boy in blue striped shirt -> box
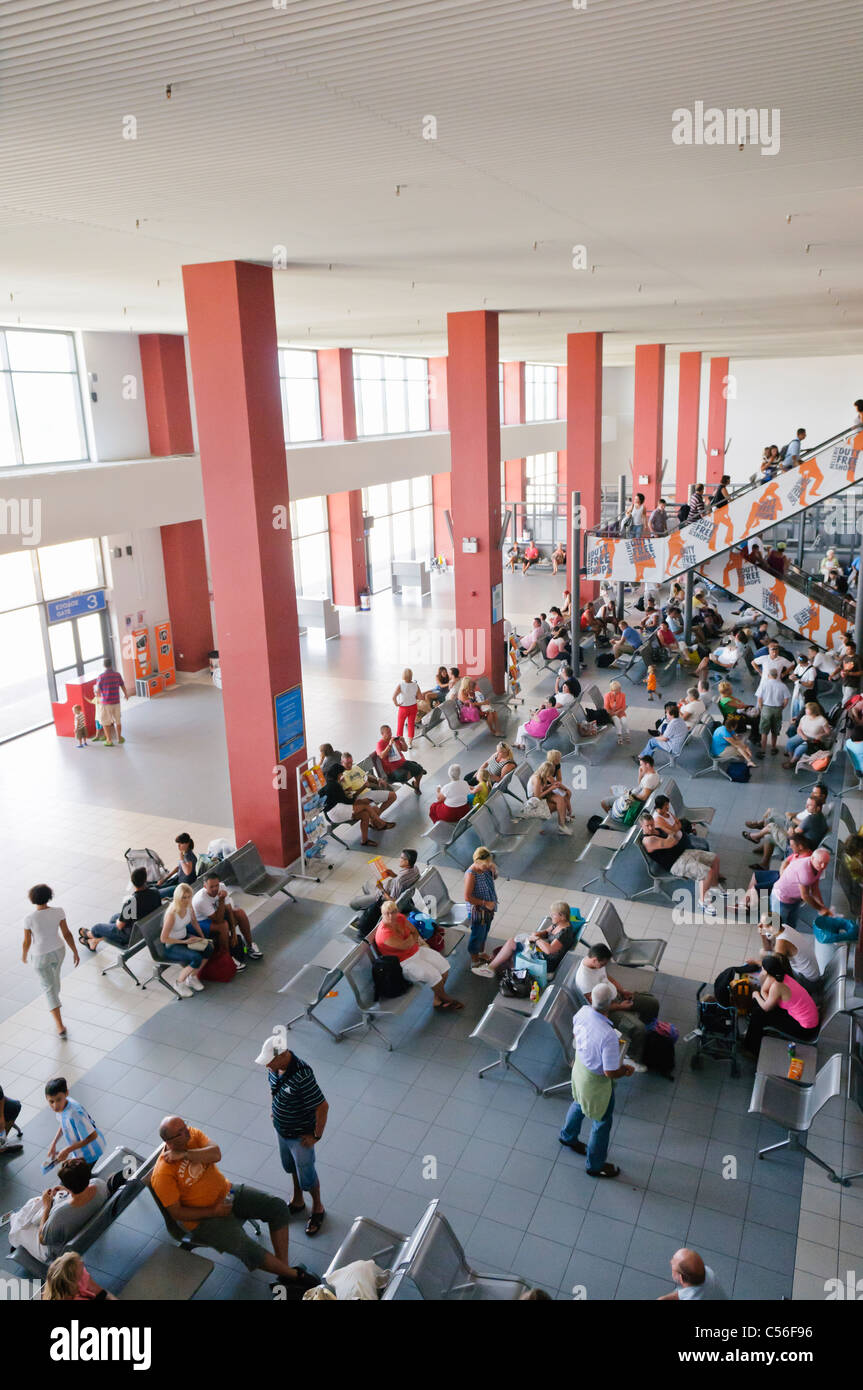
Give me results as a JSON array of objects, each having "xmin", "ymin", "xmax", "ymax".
[{"xmin": 45, "ymin": 1077, "xmax": 105, "ymax": 1168}]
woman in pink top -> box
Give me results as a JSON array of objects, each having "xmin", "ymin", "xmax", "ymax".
[
  {"xmin": 604, "ymin": 681, "xmax": 629, "ymax": 745},
  {"xmin": 743, "ymin": 952, "xmax": 819, "ymax": 1057}
]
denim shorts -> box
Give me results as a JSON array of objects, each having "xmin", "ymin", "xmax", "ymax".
[{"xmin": 277, "ymin": 1133, "xmax": 319, "ymax": 1191}]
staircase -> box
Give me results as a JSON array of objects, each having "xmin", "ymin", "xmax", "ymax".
[
  {"xmin": 585, "ymin": 427, "xmax": 863, "ymax": 595},
  {"xmin": 696, "ymin": 548, "xmax": 852, "ymax": 651}
]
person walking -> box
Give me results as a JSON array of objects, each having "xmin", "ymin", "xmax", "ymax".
[
  {"xmin": 22, "ymin": 885, "xmax": 78, "ymax": 1038},
  {"xmin": 464, "ymin": 846, "xmax": 498, "ymax": 967},
  {"xmin": 93, "ymin": 658, "xmax": 127, "ymax": 747},
  {"xmin": 259, "ymin": 1041, "xmax": 328, "ymax": 1238},
  {"xmin": 558, "ymin": 982, "xmax": 635, "ymax": 1178}
]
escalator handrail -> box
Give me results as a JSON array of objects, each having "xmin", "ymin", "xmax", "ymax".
[
  {"xmin": 730, "ymin": 550, "xmax": 856, "ymax": 621},
  {"xmin": 587, "ymin": 420, "xmax": 860, "ymax": 541}
]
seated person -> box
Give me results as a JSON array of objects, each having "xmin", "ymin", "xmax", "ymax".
[
  {"xmin": 349, "ymin": 848, "xmax": 420, "ymax": 935},
  {"xmin": 716, "ymin": 680, "xmax": 759, "ymax": 741},
  {"xmin": 520, "ymin": 617, "xmax": 545, "ymax": 653},
  {"xmin": 465, "ymin": 741, "xmax": 517, "ymax": 788},
  {"xmin": 757, "ymin": 916, "xmax": 821, "ymax": 993},
  {"xmin": 322, "ymin": 763, "xmax": 395, "ymax": 847},
  {"xmin": 522, "ymin": 541, "xmax": 540, "ymax": 573},
  {"xmin": 711, "ymin": 715, "xmax": 757, "ymax": 768},
  {"xmin": 678, "ymin": 687, "xmax": 706, "ymax": 726},
  {"xmin": 456, "ymin": 678, "xmax": 503, "ymax": 737},
  {"xmin": 640, "ymin": 703, "xmax": 689, "ymax": 760},
  {"xmin": 551, "ymin": 543, "xmax": 566, "ymax": 575},
  {"xmin": 339, "ymin": 751, "xmax": 397, "ymax": 813},
  {"xmin": 193, "ymin": 872, "xmax": 261, "ymax": 962},
  {"xmin": 152, "ymin": 1117, "xmax": 319, "ymax": 1294},
  {"xmin": 423, "ymin": 666, "xmax": 453, "ymax": 707},
  {"xmin": 515, "ymin": 695, "xmax": 559, "ymax": 748},
  {"xmin": 528, "ymin": 760, "xmax": 572, "ymax": 834},
  {"xmin": 79, "ymin": 866, "xmax": 162, "ymax": 953},
  {"xmin": 160, "ymin": 884, "xmax": 214, "ymax": 995},
  {"xmin": 638, "ymin": 599, "xmax": 660, "ymax": 633},
  {"xmin": 654, "ymin": 620, "xmax": 679, "ymax": 653},
  {"xmin": 783, "ymin": 702, "xmax": 832, "ymax": 767},
  {"xmin": 652, "ymin": 794, "xmax": 709, "ymax": 849},
  {"xmin": 375, "ymin": 726, "xmax": 425, "ymax": 795},
  {"xmin": 555, "ymin": 678, "xmax": 580, "ymax": 711},
  {"xmin": 42, "ymin": 1250, "xmax": 117, "ymax": 1301},
  {"xmin": 554, "ymin": 664, "xmax": 579, "ymax": 697},
  {"xmin": 157, "ymin": 832, "xmax": 198, "ymax": 900},
  {"xmin": 7, "ymin": 1157, "xmax": 108, "ymax": 1264},
  {"xmin": 429, "ymin": 763, "xmax": 472, "ymax": 823},
  {"xmin": 612, "ymin": 619, "xmax": 643, "ymax": 659},
  {"xmin": 639, "ymin": 813, "xmax": 722, "ymax": 916},
  {"xmin": 601, "ymin": 755, "xmax": 660, "ymax": 819},
  {"xmin": 507, "ymin": 543, "xmax": 521, "ymax": 573},
  {"xmin": 472, "ymin": 901, "xmax": 575, "ymax": 979},
  {"xmin": 743, "ymin": 953, "xmax": 819, "ymax": 1058},
  {"xmin": 318, "ymin": 743, "xmax": 341, "ymax": 775},
  {"xmin": 743, "ymin": 791, "xmax": 829, "ymax": 869},
  {"xmin": 374, "ymin": 900, "xmax": 462, "ymax": 1008},
  {"xmin": 751, "ymin": 641, "xmax": 795, "ymax": 683},
  {"xmin": 548, "ymin": 605, "xmax": 567, "ymax": 632},
  {"xmin": 574, "ymin": 942, "xmax": 659, "ymax": 1063},
  {"xmin": 546, "ymin": 629, "xmax": 571, "ymax": 662}
]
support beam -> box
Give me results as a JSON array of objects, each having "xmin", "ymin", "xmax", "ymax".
[
  {"xmin": 563, "ymin": 333, "xmax": 603, "ymax": 597},
  {"xmin": 675, "ymin": 350, "xmax": 701, "ymax": 504},
  {"xmin": 706, "ymin": 356, "xmax": 730, "ymax": 487},
  {"xmin": 182, "ymin": 260, "xmax": 304, "ymax": 867},
  {"xmin": 429, "ymin": 356, "xmax": 453, "ymax": 563},
  {"xmin": 502, "ymin": 361, "xmax": 526, "ymax": 503},
  {"xmin": 633, "ymin": 343, "xmax": 665, "ymax": 509},
  {"xmin": 447, "ymin": 311, "xmax": 504, "ymax": 690}
]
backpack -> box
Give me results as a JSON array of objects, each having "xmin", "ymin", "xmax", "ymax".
[
  {"xmin": 372, "ymin": 956, "xmax": 410, "ymax": 1000},
  {"xmin": 596, "ymin": 652, "xmax": 615, "ymax": 668},
  {"xmin": 499, "ymin": 967, "xmax": 531, "ymax": 999},
  {"xmin": 642, "ymin": 1029, "xmax": 675, "ymax": 1078},
  {"xmin": 713, "ymin": 963, "xmax": 758, "ymax": 1009},
  {"xmin": 677, "ymin": 503, "xmax": 691, "ymax": 526},
  {"xmin": 725, "ymin": 760, "xmax": 750, "ymax": 782},
  {"xmin": 777, "ymin": 442, "xmax": 789, "ymax": 461},
  {"xmin": 587, "ymin": 814, "xmax": 606, "ymax": 835}
]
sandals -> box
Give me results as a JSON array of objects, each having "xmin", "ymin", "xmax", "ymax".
[
  {"xmin": 288, "ymin": 1200, "xmax": 306, "ymax": 1215},
  {"xmin": 433, "ymin": 999, "xmax": 464, "ymax": 1010},
  {"xmin": 78, "ymin": 929, "xmax": 97, "ymax": 952},
  {"xmin": 305, "ymin": 1210, "xmax": 326, "ymax": 1236}
]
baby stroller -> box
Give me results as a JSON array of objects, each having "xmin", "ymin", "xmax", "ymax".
[
  {"xmin": 689, "ymin": 980, "xmax": 742, "ymax": 1078},
  {"xmin": 124, "ymin": 847, "xmax": 169, "ymax": 886}
]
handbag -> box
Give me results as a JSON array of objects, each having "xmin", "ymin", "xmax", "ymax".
[
  {"xmin": 515, "ymin": 948, "xmax": 548, "ymax": 987},
  {"xmin": 620, "ymin": 796, "xmax": 642, "ymax": 827},
  {"xmin": 813, "ymin": 913, "xmax": 858, "ymax": 944},
  {"xmin": 499, "ymin": 967, "xmax": 531, "ymax": 998},
  {"xmin": 184, "ymin": 937, "xmax": 209, "ymax": 952},
  {"xmin": 520, "ymin": 796, "xmax": 551, "ymax": 819},
  {"xmin": 200, "ymin": 950, "xmax": 237, "ymax": 983}
]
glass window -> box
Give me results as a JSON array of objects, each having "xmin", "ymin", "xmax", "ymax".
[
  {"xmin": 0, "ymin": 329, "xmax": 88, "ymax": 466},
  {"xmin": 390, "ymin": 479, "xmax": 411, "ymax": 513},
  {"xmin": 0, "ymin": 551, "xmax": 37, "ymax": 611},
  {"xmin": 49, "ymin": 620, "xmax": 77, "ymax": 671},
  {"xmin": 294, "ymin": 496, "xmax": 327, "ymax": 537},
  {"xmin": 0, "ymin": 607, "xmax": 52, "ymax": 740},
  {"xmin": 76, "ymin": 612, "xmax": 105, "ymax": 663},
  {"xmin": 525, "ymin": 363, "xmax": 559, "ymax": 422},
  {"xmin": 366, "ymin": 484, "xmax": 390, "ymax": 517},
  {"xmin": 38, "ymin": 539, "xmax": 102, "ymax": 601},
  {"xmin": 412, "ymin": 476, "xmax": 431, "ymax": 505},
  {"xmin": 278, "ymin": 348, "xmax": 321, "ymax": 442},
  {"xmin": 296, "ymin": 534, "xmax": 329, "ymax": 597},
  {"xmin": 353, "ymin": 353, "xmax": 429, "ymax": 435},
  {"xmin": 499, "ymin": 363, "xmax": 505, "ymax": 423}
]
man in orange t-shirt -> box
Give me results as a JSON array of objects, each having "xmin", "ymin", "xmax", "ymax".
[{"xmin": 151, "ymin": 1117, "xmax": 319, "ymax": 1293}]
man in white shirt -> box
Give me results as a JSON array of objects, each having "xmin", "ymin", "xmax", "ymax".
[
  {"xmin": 751, "ymin": 642, "xmax": 795, "ymax": 682},
  {"xmin": 601, "ymin": 756, "xmax": 660, "ymax": 818},
  {"xmin": 756, "ymin": 668, "xmax": 790, "ymax": 757},
  {"xmin": 574, "ymin": 944, "xmax": 659, "ymax": 1062},
  {"xmin": 558, "ymin": 983, "xmax": 634, "ymax": 1179},
  {"xmin": 658, "ymin": 1249, "xmax": 728, "ymax": 1301},
  {"xmin": 678, "ymin": 688, "xmax": 706, "ymax": 726},
  {"xmin": 192, "ymin": 872, "xmax": 261, "ymax": 964}
]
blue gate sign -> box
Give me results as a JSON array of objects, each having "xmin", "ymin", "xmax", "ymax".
[
  {"xmin": 275, "ymin": 684, "xmax": 305, "ymax": 762},
  {"xmin": 46, "ymin": 589, "xmax": 107, "ymax": 624}
]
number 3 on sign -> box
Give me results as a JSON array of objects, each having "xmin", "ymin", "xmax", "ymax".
[{"xmin": 86, "ymin": 594, "xmax": 98, "ymax": 610}]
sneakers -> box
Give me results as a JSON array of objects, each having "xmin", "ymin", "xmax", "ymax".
[
  {"xmin": 175, "ymin": 982, "xmax": 193, "ymax": 997},
  {"xmin": 187, "ymin": 975, "xmax": 205, "ymax": 991},
  {"xmin": 471, "ymin": 965, "xmax": 496, "ymax": 979},
  {"xmin": 234, "ymin": 959, "xmax": 247, "ymax": 972},
  {"xmin": 247, "ymin": 944, "xmax": 263, "ymax": 960},
  {"xmin": 557, "ymin": 824, "xmax": 573, "ymax": 836}
]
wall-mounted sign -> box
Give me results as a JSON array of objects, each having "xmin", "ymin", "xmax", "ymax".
[
  {"xmin": 275, "ymin": 684, "xmax": 305, "ymax": 762},
  {"xmin": 47, "ymin": 589, "xmax": 106, "ymax": 624}
]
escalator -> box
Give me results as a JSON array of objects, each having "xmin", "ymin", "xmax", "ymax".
[
  {"xmin": 696, "ymin": 546, "xmax": 853, "ymax": 650},
  {"xmin": 585, "ymin": 425, "xmax": 863, "ymax": 601}
]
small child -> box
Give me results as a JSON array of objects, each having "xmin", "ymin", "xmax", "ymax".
[
  {"xmin": 72, "ymin": 703, "xmax": 87, "ymax": 748},
  {"xmin": 45, "ymin": 1077, "xmax": 105, "ymax": 1169},
  {"xmin": 84, "ymin": 693, "xmax": 104, "ymax": 742},
  {"xmin": 645, "ymin": 665, "xmax": 658, "ymax": 701},
  {"xmin": 471, "ymin": 768, "xmax": 492, "ymax": 808}
]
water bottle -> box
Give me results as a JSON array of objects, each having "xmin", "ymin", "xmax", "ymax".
[{"xmin": 787, "ymin": 1042, "xmax": 796, "ymax": 1061}]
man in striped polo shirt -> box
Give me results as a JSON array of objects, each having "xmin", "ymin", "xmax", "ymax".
[
  {"xmin": 265, "ymin": 1046, "xmax": 328, "ymax": 1237},
  {"xmin": 94, "ymin": 658, "xmax": 127, "ymax": 746}
]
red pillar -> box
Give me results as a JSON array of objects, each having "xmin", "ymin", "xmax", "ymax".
[
  {"xmin": 139, "ymin": 332, "xmax": 215, "ymax": 671},
  {"xmin": 706, "ymin": 356, "xmax": 730, "ymax": 487},
  {"xmin": 182, "ymin": 260, "xmax": 304, "ymax": 867},
  {"xmin": 676, "ymin": 350, "xmax": 702, "ymax": 504},
  {"xmin": 564, "ymin": 333, "xmax": 603, "ymax": 597},
  {"xmin": 633, "ymin": 343, "xmax": 665, "ymax": 509},
  {"xmin": 502, "ymin": 361, "xmax": 526, "ymax": 502},
  {"xmin": 447, "ymin": 311, "xmax": 504, "ymax": 690},
  {"xmin": 429, "ymin": 357, "xmax": 452, "ymax": 563},
  {"xmin": 318, "ymin": 348, "xmax": 366, "ymax": 608}
]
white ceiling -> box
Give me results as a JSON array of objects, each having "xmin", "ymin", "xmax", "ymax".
[{"xmin": 2, "ymin": 0, "xmax": 862, "ymax": 363}]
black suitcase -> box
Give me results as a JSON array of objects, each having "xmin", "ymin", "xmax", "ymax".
[
  {"xmin": 372, "ymin": 956, "xmax": 410, "ymax": 999},
  {"xmin": 643, "ymin": 1030, "xmax": 675, "ymax": 1079}
]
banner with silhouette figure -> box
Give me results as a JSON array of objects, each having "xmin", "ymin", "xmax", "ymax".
[
  {"xmin": 697, "ymin": 549, "xmax": 848, "ymax": 653},
  {"xmin": 585, "ymin": 434, "xmax": 863, "ymax": 583}
]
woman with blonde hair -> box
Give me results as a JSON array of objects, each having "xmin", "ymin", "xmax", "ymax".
[
  {"xmin": 374, "ymin": 900, "xmax": 463, "ymax": 1010},
  {"xmin": 43, "ymin": 1250, "xmax": 115, "ymax": 1300},
  {"xmin": 604, "ymin": 681, "xmax": 629, "ymax": 745},
  {"xmin": 528, "ymin": 761, "xmax": 572, "ymax": 834},
  {"xmin": 464, "ymin": 847, "xmax": 499, "ymax": 966},
  {"xmin": 392, "ymin": 667, "xmax": 420, "ymax": 746},
  {"xmin": 457, "ymin": 678, "xmax": 502, "ymax": 737},
  {"xmin": 159, "ymin": 884, "xmax": 212, "ymax": 997}
]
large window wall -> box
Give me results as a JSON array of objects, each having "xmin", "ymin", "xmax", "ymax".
[
  {"xmin": 290, "ymin": 496, "xmax": 331, "ymax": 598},
  {"xmin": 0, "ymin": 328, "xmax": 88, "ymax": 466},
  {"xmin": 0, "ymin": 538, "xmax": 111, "ymax": 741},
  {"xmin": 353, "ymin": 353, "xmax": 429, "ymax": 436},
  {"xmin": 278, "ymin": 348, "xmax": 322, "ymax": 443},
  {"xmin": 525, "ymin": 362, "xmax": 559, "ymax": 421},
  {"xmin": 362, "ymin": 477, "xmax": 433, "ymax": 591}
]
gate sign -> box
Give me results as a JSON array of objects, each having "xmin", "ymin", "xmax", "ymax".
[{"xmin": 46, "ymin": 589, "xmax": 106, "ymax": 624}]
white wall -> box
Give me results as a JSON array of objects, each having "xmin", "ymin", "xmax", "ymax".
[
  {"xmin": 79, "ymin": 332, "xmax": 151, "ymax": 462},
  {"xmin": 104, "ymin": 526, "xmax": 172, "ymax": 689}
]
